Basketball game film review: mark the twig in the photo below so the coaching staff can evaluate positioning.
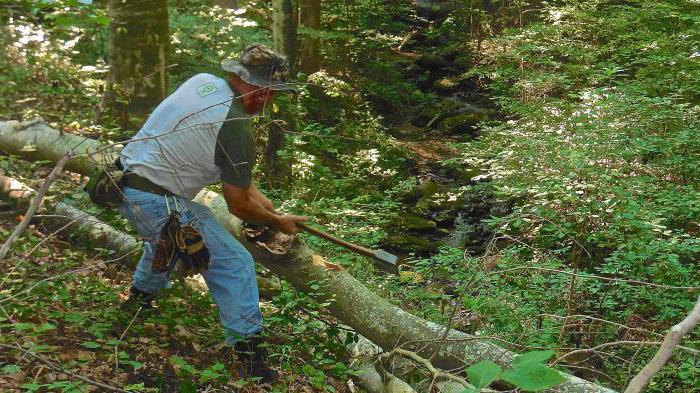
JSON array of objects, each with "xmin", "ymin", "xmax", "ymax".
[
  {"xmin": 0, "ymin": 153, "xmax": 72, "ymax": 260},
  {"xmin": 115, "ymin": 306, "xmax": 142, "ymax": 374},
  {"xmin": 624, "ymin": 295, "xmax": 700, "ymax": 393},
  {"xmin": 553, "ymin": 341, "xmax": 666, "ymax": 365},
  {"xmin": 487, "ymin": 265, "xmax": 699, "ymax": 291},
  {"xmin": 558, "ymin": 267, "xmax": 579, "ymax": 346},
  {"xmin": 376, "ymin": 347, "xmax": 471, "ymax": 389},
  {"xmin": 430, "ymin": 302, "xmax": 459, "ymax": 361},
  {"xmin": 0, "ymin": 343, "xmax": 129, "ymax": 392}
]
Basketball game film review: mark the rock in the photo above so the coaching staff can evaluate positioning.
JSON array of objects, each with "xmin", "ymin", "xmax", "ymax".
[
  {"xmin": 383, "ymin": 234, "xmax": 435, "ymax": 255},
  {"xmin": 415, "ymin": 0, "xmax": 462, "ymax": 20},
  {"xmin": 438, "ymin": 108, "xmax": 489, "ymax": 135},
  {"xmin": 432, "ymin": 77, "xmax": 458, "ymax": 93},
  {"xmin": 415, "ymin": 53, "xmax": 451, "ymax": 72},
  {"xmin": 400, "ymin": 214, "xmax": 437, "ymax": 232}
]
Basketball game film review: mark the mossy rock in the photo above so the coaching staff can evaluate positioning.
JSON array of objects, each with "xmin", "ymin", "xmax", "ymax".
[
  {"xmin": 439, "ymin": 111, "xmax": 488, "ymax": 135},
  {"xmin": 383, "ymin": 234, "xmax": 436, "ymax": 254},
  {"xmin": 400, "ymin": 214, "xmax": 437, "ymax": 232}
]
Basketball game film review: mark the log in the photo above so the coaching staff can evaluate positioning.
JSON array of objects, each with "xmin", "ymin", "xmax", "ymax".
[
  {"xmin": 0, "ymin": 119, "xmax": 616, "ymax": 393},
  {"xmin": 0, "ymin": 174, "xmax": 280, "ymax": 298}
]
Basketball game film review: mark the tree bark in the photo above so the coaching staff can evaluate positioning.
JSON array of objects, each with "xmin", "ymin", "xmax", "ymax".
[
  {"xmin": 0, "ymin": 119, "xmax": 616, "ymax": 393},
  {"xmin": 104, "ymin": 0, "xmax": 169, "ymax": 125},
  {"xmin": 299, "ymin": 0, "xmax": 321, "ymax": 74},
  {"xmin": 272, "ymin": 0, "xmax": 298, "ymax": 71},
  {"xmin": 269, "ymin": 0, "xmax": 298, "ymax": 187}
]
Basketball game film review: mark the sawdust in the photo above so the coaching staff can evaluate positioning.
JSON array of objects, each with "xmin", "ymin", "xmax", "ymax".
[{"xmin": 243, "ymin": 224, "xmax": 295, "ymax": 255}]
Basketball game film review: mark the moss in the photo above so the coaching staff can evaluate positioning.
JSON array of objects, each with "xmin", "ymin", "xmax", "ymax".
[{"xmin": 400, "ymin": 214, "xmax": 437, "ymax": 232}]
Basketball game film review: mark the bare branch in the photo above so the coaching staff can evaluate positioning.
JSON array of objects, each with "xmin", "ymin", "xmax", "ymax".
[
  {"xmin": 377, "ymin": 348, "xmax": 472, "ymax": 389},
  {"xmin": 624, "ymin": 295, "xmax": 700, "ymax": 393},
  {"xmin": 0, "ymin": 153, "xmax": 72, "ymax": 261}
]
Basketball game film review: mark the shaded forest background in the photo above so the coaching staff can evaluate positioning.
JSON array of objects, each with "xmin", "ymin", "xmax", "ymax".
[{"xmin": 0, "ymin": 0, "xmax": 698, "ymax": 392}]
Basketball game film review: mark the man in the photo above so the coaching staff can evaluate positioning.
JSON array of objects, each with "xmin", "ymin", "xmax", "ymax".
[{"xmin": 117, "ymin": 44, "xmax": 306, "ymax": 383}]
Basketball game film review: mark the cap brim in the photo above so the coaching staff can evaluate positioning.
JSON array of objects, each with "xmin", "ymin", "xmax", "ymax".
[{"xmin": 221, "ymin": 59, "xmax": 296, "ymax": 92}]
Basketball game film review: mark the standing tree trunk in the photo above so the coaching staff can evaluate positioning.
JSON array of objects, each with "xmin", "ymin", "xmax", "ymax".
[
  {"xmin": 267, "ymin": 0, "xmax": 298, "ymax": 187},
  {"xmin": 272, "ymin": 0, "xmax": 298, "ymax": 70},
  {"xmin": 103, "ymin": 0, "xmax": 169, "ymax": 127},
  {"xmin": 299, "ymin": 0, "xmax": 321, "ymax": 74}
]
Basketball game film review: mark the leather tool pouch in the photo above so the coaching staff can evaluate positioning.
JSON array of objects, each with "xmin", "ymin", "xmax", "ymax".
[
  {"xmin": 85, "ymin": 160, "xmax": 124, "ymax": 209},
  {"xmin": 153, "ymin": 212, "xmax": 210, "ymax": 277}
]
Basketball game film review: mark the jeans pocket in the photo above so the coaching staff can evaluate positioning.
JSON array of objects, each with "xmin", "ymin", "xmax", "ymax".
[{"xmin": 118, "ymin": 189, "xmax": 167, "ymax": 239}]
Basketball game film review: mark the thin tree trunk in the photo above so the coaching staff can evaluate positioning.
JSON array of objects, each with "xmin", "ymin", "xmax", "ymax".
[
  {"xmin": 272, "ymin": 0, "xmax": 298, "ymax": 71},
  {"xmin": 299, "ymin": 0, "xmax": 321, "ymax": 74},
  {"xmin": 263, "ymin": 112, "xmax": 293, "ymax": 186},
  {"xmin": 0, "ymin": 119, "xmax": 616, "ymax": 393},
  {"xmin": 268, "ymin": 0, "xmax": 298, "ymax": 187},
  {"xmin": 104, "ymin": 0, "xmax": 169, "ymax": 126}
]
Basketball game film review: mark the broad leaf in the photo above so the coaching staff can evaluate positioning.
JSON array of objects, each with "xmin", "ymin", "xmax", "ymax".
[
  {"xmin": 80, "ymin": 341, "xmax": 101, "ymax": 349},
  {"xmin": 512, "ymin": 350, "xmax": 556, "ymax": 367},
  {"xmin": 466, "ymin": 360, "xmax": 502, "ymax": 389},
  {"xmin": 501, "ymin": 363, "xmax": 566, "ymax": 391}
]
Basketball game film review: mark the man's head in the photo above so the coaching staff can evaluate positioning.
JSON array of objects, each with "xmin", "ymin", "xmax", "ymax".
[{"xmin": 221, "ymin": 44, "xmax": 293, "ymax": 114}]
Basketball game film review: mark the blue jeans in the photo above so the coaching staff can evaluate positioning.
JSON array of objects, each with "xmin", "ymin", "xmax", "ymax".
[{"xmin": 117, "ymin": 187, "xmax": 263, "ymax": 344}]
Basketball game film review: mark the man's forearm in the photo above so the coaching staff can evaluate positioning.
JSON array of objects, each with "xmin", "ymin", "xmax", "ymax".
[
  {"xmin": 230, "ymin": 197, "xmax": 280, "ymax": 227},
  {"xmin": 250, "ymin": 185, "xmax": 276, "ymax": 213}
]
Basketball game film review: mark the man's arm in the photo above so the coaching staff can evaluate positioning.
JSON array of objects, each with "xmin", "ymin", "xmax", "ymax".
[
  {"xmin": 250, "ymin": 184, "xmax": 276, "ymax": 213},
  {"xmin": 222, "ymin": 182, "xmax": 306, "ymax": 234}
]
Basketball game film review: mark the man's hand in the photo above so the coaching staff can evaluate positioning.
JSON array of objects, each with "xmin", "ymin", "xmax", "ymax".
[
  {"xmin": 275, "ymin": 214, "xmax": 307, "ymax": 234},
  {"xmin": 223, "ymin": 182, "xmax": 307, "ymax": 234}
]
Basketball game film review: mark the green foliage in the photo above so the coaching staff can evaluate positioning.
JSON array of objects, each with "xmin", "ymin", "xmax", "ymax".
[
  {"xmin": 443, "ymin": 0, "xmax": 700, "ymax": 390},
  {"xmin": 462, "ymin": 351, "xmax": 564, "ymax": 392},
  {"xmin": 168, "ymin": 3, "xmax": 267, "ymax": 85}
]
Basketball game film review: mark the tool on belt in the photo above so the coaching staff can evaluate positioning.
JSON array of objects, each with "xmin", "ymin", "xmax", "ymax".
[
  {"xmin": 298, "ymin": 222, "xmax": 401, "ymax": 274},
  {"xmin": 84, "ymin": 160, "xmax": 125, "ymax": 208},
  {"xmin": 152, "ymin": 200, "xmax": 210, "ymax": 278}
]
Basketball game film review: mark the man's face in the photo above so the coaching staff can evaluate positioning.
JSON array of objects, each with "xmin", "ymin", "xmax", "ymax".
[{"xmin": 240, "ymin": 87, "xmax": 276, "ymax": 114}]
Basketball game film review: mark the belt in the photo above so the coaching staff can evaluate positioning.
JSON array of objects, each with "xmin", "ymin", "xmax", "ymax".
[{"xmin": 122, "ymin": 172, "xmax": 171, "ymax": 196}]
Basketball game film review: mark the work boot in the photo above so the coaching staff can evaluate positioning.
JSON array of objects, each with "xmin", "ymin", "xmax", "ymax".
[
  {"xmin": 120, "ymin": 286, "xmax": 155, "ymax": 311},
  {"xmin": 234, "ymin": 335, "xmax": 279, "ymax": 384}
]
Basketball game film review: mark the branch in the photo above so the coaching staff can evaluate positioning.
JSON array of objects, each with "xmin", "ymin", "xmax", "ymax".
[
  {"xmin": 0, "ymin": 152, "xmax": 71, "ymax": 260},
  {"xmin": 624, "ymin": 295, "xmax": 700, "ymax": 393},
  {"xmin": 376, "ymin": 348, "xmax": 472, "ymax": 389}
]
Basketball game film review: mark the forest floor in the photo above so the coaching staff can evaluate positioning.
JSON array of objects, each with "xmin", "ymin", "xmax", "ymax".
[{"xmin": 2, "ymin": 0, "xmax": 699, "ymax": 392}]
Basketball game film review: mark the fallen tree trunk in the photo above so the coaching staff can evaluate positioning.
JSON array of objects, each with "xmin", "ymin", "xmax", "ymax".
[{"xmin": 0, "ymin": 119, "xmax": 616, "ymax": 393}]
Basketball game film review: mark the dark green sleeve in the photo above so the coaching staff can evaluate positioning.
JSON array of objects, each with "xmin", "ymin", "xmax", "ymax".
[{"xmin": 214, "ymin": 112, "xmax": 255, "ymax": 187}]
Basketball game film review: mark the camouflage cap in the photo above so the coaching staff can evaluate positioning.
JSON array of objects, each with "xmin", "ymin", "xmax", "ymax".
[{"xmin": 221, "ymin": 44, "xmax": 294, "ymax": 91}]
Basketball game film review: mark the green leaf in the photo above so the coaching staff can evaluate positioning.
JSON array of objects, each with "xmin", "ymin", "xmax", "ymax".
[
  {"xmin": 121, "ymin": 360, "xmax": 143, "ymax": 370},
  {"xmin": 35, "ymin": 323, "xmax": 56, "ymax": 333},
  {"xmin": 501, "ymin": 363, "xmax": 566, "ymax": 391},
  {"xmin": 199, "ymin": 369, "xmax": 221, "ymax": 382},
  {"xmin": 124, "ymin": 383, "xmax": 145, "ymax": 392},
  {"xmin": 80, "ymin": 341, "xmax": 101, "ymax": 349},
  {"xmin": 466, "ymin": 360, "xmax": 501, "ymax": 389},
  {"xmin": 1, "ymin": 364, "xmax": 21, "ymax": 374},
  {"xmin": 13, "ymin": 322, "xmax": 36, "ymax": 331},
  {"xmin": 512, "ymin": 350, "xmax": 556, "ymax": 367}
]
